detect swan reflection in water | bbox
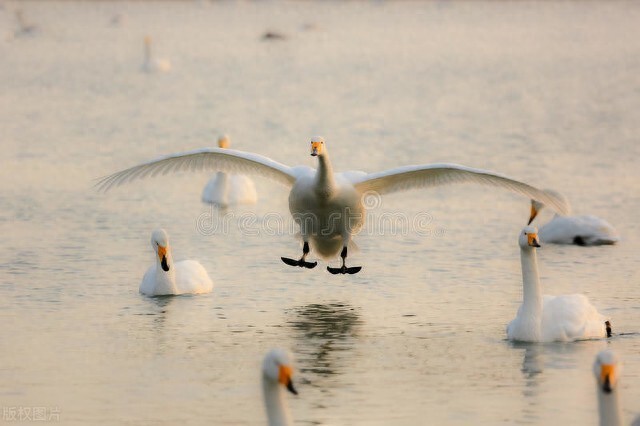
[286,302,362,377]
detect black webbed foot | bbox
[281,257,317,269]
[327,265,362,275]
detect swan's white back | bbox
[539,215,619,246]
[202,173,257,206]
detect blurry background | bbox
[0,1,639,424]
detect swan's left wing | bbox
[95,148,298,192]
[351,163,570,215]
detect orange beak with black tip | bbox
[157,245,169,271]
[278,365,297,395]
[527,232,541,248]
[310,141,323,157]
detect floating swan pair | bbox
[98,136,569,274]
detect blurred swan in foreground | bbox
[202,135,257,207]
[507,226,609,342]
[140,229,213,296]
[528,190,619,246]
[262,348,297,426]
[594,350,623,426]
[141,36,171,73]
[97,137,569,275]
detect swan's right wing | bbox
[96,148,298,192]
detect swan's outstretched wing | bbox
[351,163,570,215]
[96,148,298,192]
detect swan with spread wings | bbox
[97,136,569,275]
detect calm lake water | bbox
[1,1,639,424]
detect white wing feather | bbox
[351,163,570,215]
[96,148,298,192]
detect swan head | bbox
[594,350,620,394]
[528,189,571,224]
[519,226,541,249]
[218,135,230,149]
[310,136,325,157]
[262,348,298,395]
[151,229,170,272]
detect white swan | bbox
[140,229,213,296]
[201,135,258,207]
[506,226,609,342]
[528,190,619,246]
[594,350,623,426]
[141,36,171,73]
[14,9,39,37]
[262,348,297,426]
[97,137,570,274]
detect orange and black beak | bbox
[601,363,616,394]
[279,365,297,395]
[158,245,169,271]
[310,141,322,157]
[528,202,539,225]
[527,232,541,248]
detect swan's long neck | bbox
[520,245,543,333]
[315,153,336,200]
[262,378,292,426]
[155,250,177,294]
[144,42,152,64]
[597,386,623,426]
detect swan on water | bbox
[97,137,570,275]
[528,189,619,246]
[201,135,257,207]
[140,229,213,296]
[262,348,297,426]
[141,35,171,73]
[506,226,609,342]
[594,349,623,426]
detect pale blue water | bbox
[1,1,639,424]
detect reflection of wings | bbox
[95,148,298,192]
[351,163,570,215]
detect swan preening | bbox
[141,36,171,73]
[201,135,258,207]
[506,226,609,342]
[594,350,623,426]
[528,190,619,246]
[262,348,297,426]
[140,229,213,296]
[97,137,570,274]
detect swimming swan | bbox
[506,226,609,342]
[262,348,297,426]
[201,135,257,207]
[594,350,623,426]
[141,36,171,73]
[140,229,213,296]
[528,190,619,246]
[98,137,570,275]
